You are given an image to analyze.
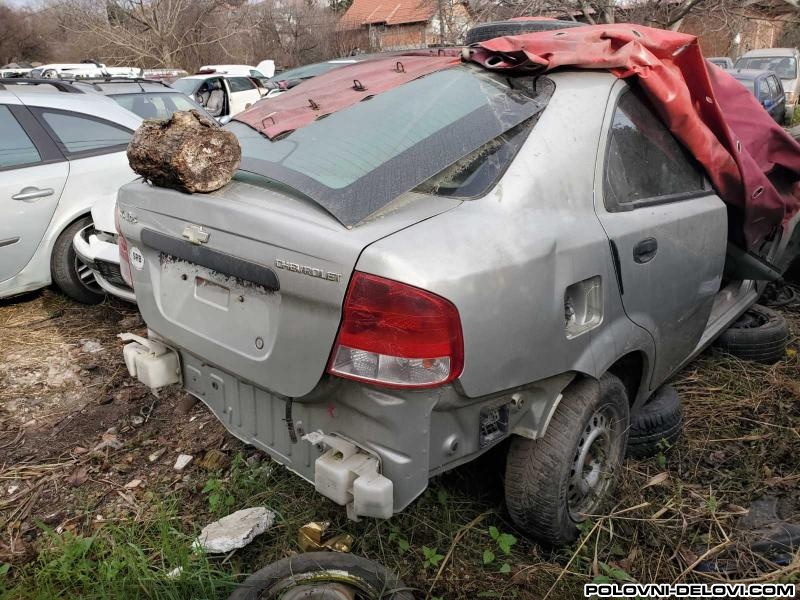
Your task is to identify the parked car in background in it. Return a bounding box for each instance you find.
[142,68,189,83]
[728,69,786,123]
[116,59,798,545]
[263,58,366,98]
[735,48,800,122]
[200,64,272,84]
[708,56,733,69]
[0,79,140,302]
[0,68,32,78]
[172,73,264,118]
[71,78,217,302]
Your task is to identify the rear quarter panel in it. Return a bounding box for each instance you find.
[357,72,655,399]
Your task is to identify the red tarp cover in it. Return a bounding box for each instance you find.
[233,52,461,140]
[469,24,800,250]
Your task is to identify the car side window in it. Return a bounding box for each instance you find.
[228,77,255,93]
[604,89,706,209]
[38,110,132,156]
[770,76,782,97]
[758,78,770,101]
[0,105,41,169]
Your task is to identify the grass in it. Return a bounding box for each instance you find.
[2,302,800,599]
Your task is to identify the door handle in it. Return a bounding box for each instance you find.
[633,237,658,264]
[11,187,54,202]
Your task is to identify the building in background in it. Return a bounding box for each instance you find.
[338,0,473,51]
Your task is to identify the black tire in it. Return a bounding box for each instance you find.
[627,385,682,459]
[504,373,629,546]
[228,552,414,600]
[50,216,105,305]
[465,19,581,45]
[712,304,788,364]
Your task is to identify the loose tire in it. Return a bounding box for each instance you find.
[50,216,105,305]
[627,385,682,459]
[465,19,580,45]
[712,304,788,364]
[505,374,629,545]
[228,552,414,600]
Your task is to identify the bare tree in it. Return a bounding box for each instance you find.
[51,0,260,69]
[0,5,52,65]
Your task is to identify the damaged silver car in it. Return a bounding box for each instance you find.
[116,60,797,544]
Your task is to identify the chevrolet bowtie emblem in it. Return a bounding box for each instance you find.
[182,224,210,245]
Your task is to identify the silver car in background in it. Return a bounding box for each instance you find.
[735,47,800,122]
[116,62,797,544]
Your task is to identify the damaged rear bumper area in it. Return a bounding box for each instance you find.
[120,334,571,520]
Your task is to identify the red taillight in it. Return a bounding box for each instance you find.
[115,206,133,287]
[327,272,464,388]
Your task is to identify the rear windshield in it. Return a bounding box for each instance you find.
[228,65,553,226]
[111,92,205,120]
[171,78,200,96]
[735,56,797,79]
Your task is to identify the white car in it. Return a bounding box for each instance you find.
[29,63,140,80]
[0,79,141,302]
[72,79,217,302]
[172,73,265,118]
[200,63,274,79]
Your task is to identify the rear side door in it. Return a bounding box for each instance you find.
[0,104,68,283]
[593,83,728,386]
[227,77,261,114]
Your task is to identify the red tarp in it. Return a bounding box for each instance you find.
[234,51,461,140]
[469,24,800,250]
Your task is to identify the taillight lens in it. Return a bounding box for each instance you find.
[327,272,464,388]
[115,206,133,287]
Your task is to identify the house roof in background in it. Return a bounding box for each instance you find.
[341,0,436,27]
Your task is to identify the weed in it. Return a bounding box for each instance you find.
[422,545,444,569]
[6,501,238,599]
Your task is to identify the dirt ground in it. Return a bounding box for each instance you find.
[1,288,799,599]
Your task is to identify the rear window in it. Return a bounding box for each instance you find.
[229,65,552,226]
[112,92,204,120]
[735,56,797,79]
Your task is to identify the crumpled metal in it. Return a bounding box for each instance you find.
[467,23,800,250]
[298,521,353,553]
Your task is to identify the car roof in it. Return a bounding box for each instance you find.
[181,73,243,81]
[0,82,141,128]
[740,48,798,58]
[71,79,175,95]
[729,68,776,80]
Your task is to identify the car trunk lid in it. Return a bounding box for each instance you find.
[117,176,461,398]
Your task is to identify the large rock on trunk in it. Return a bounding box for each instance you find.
[127,110,241,193]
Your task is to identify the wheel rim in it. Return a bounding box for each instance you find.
[567,407,615,521]
[262,569,385,600]
[74,256,102,294]
[277,582,356,600]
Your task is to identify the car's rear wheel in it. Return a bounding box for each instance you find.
[712,304,788,364]
[51,216,105,305]
[228,552,413,600]
[504,373,629,545]
[465,19,581,45]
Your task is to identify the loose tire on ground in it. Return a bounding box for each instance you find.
[504,373,629,546]
[50,216,105,305]
[712,304,788,364]
[228,552,414,600]
[627,385,683,459]
[465,19,580,45]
